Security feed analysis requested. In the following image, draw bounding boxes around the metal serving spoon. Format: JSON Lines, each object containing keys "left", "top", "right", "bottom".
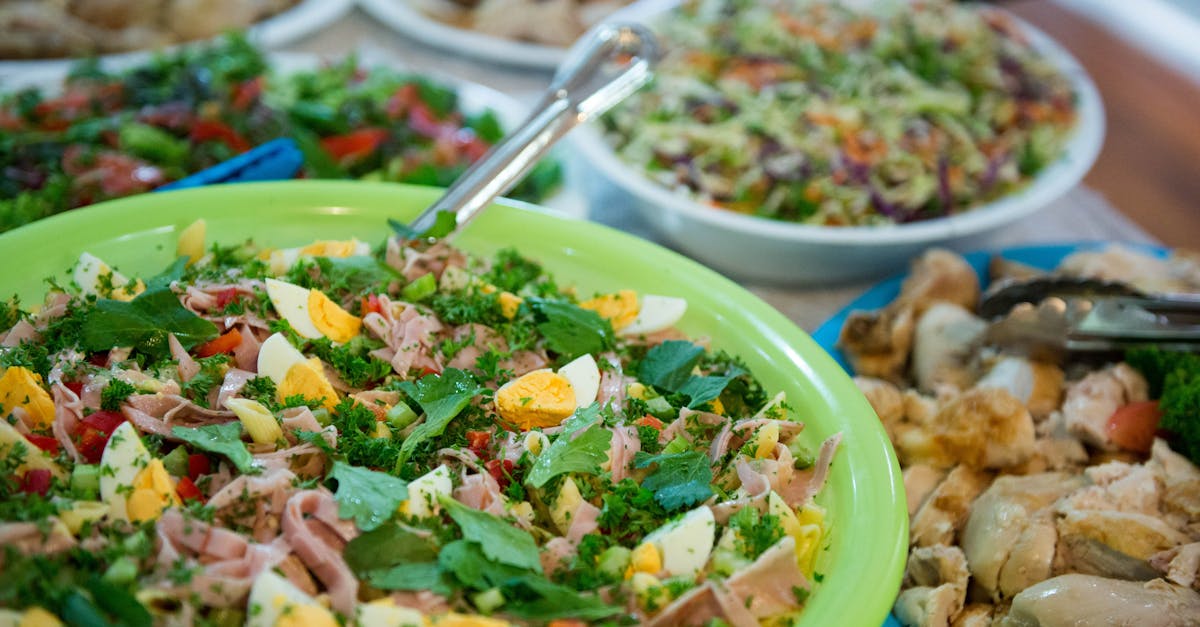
{"left": 403, "top": 22, "right": 659, "bottom": 239}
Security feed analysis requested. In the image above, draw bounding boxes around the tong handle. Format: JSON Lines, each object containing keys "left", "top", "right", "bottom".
{"left": 1071, "top": 296, "right": 1200, "bottom": 343}
{"left": 406, "top": 23, "right": 658, "bottom": 237}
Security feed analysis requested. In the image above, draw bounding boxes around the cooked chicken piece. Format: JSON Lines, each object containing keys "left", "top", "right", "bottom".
{"left": 900, "top": 249, "right": 981, "bottom": 314}
{"left": 1001, "top": 575, "right": 1200, "bottom": 627}
{"left": 1012, "top": 411, "right": 1089, "bottom": 474}
{"left": 839, "top": 306, "right": 916, "bottom": 383}
{"left": 912, "top": 303, "right": 987, "bottom": 395}
{"left": 962, "top": 473, "right": 1085, "bottom": 599}
{"left": 894, "top": 585, "right": 962, "bottom": 627}
{"left": 907, "top": 544, "right": 971, "bottom": 591}
{"left": 903, "top": 388, "right": 1035, "bottom": 470}
{"left": 68, "top": 0, "right": 160, "bottom": 29}
{"left": 905, "top": 465, "right": 948, "bottom": 516}
{"left": 168, "top": 0, "right": 262, "bottom": 41}
{"left": 1147, "top": 439, "right": 1200, "bottom": 531}
{"left": 950, "top": 604, "right": 994, "bottom": 627}
{"left": 1059, "top": 245, "right": 1198, "bottom": 294}
{"left": 473, "top": 0, "right": 582, "bottom": 45}
{"left": 1061, "top": 363, "right": 1148, "bottom": 450}
{"left": 0, "top": 3, "right": 99, "bottom": 58}
{"left": 974, "top": 357, "right": 1064, "bottom": 420}
{"left": 997, "top": 513, "right": 1058, "bottom": 598}
{"left": 989, "top": 256, "right": 1045, "bottom": 284}
{"left": 904, "top": 390, "right": 940, "bottom": 424}
{"left": 855, "top": 376, "right": 905, "bottom": 438}
{"left": 1166, "top": 249, "right": 1200, "bottom": 291}
{"left": 1056, "top": 509, "right": 1191, "bottom": 561}
{"left": 1055, "top": 534, "right": 1161, "bottom": 581}
{"left": 1150, "top": 543, "right": 1200, "bottom": 590}
{"left": 911, "top": 466, "right": 992, "bottom": 548}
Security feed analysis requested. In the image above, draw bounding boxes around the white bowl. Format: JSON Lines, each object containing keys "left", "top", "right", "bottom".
{"left": 571, "top": 0, "right": 1105, "bottom": 285}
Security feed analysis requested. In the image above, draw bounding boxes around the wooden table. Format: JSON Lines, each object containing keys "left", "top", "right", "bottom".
{"left": 1007, "top": 1, "right": 1200, "bottom": 247}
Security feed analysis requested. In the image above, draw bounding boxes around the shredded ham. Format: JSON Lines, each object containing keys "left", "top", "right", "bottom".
{"left": 169, "top": 334, "right": 199, "bottom": 382}
{"left": 454, "top": 472, "right": 507, "bottom": 517}
{"left": 0, "top": 520, "right": 76, "bottom": 558}
{"left": 122, "top": 394, "right": 236, "bottom": 437}
{"left": 608, "top": 425, "right": 641, "bottom": 483}
{"left": 208, "top": 467, "right": 297, "bottom": 541}
{"left": 155, "top": 509, "right": 287, "bottom": 607}
{"left": 180, "top": 280, "right": 270, "bottom": 332}
{"left": 566, "top": 500, "right": 602, "bottom": 544}
{"left": 1, "top": 319, "right": 38, "bottom": 346}
{"left": 231, "top": 324, "right": 263, "bottom": 372}
{"left": 597, "top": 352, "right": 628, "bottom": 407}
{"left": 216, "top": 368, "right": 255, "bottom": 409}
{"left": 364, "top": 296, "right": 444, "bottom": 376}
{"left": 281, "top": 489, "right": 360, "bottom": 616}
{"left": 50, "top": 382, "right": 84, "bottom": 462}
{"left": 541, "top": 536, "right": 577, "bottom": 574}
{"left": 386, "top": 238, "right": 466, "bottom": 282}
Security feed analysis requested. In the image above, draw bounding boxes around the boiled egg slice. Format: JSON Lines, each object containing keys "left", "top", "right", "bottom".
{"left": 99, "top": 421, "right": 179, "bottom": 523}
{"left": 401, "top": 465, "right": 453, "bottom": 518}
{"left": 357, "top": 598, "right": 425, "bottom": 627}
{"left": 267, "top": 239, "right": 371, "bottom": 275}
{"left": 256, "top": 333, "right": 339, "bottom": 411}
{"left": 557, "top": 354, "right": 601, "bottom": 408}
{"left": 622, "top": 295, "right": 687, "bottom": 336}
{"left": 73, "top": 252, "right": 144, "bottom": 301}
{"left": 642, "top": 506, "right": 716, "bottom": 578}
{"left": 247, "top": 570, "right": 337, "bottom": 627}
{"left": 265, "top": 278, "right": 361, "bottom": 343}
{"left": 0, "top": 366, "right": 55, "bottom": 429}
{"left": 495, "top": 370, "right": 576, "bottom": 430}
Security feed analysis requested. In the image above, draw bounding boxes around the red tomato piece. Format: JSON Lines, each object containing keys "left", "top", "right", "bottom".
{"left": 82, "top": 410, "right": 126, "bottom": 435}
{"left": 196, "top": 328, "right": 243, "bottom": 358}
{"left": 64, "top": 381, "right": 85, "bottom": 397}
{"left": 190, "top": 120, "right": 252, "bottom": 153}
{"left": 19, "top": 469, "right": 52, "bottom": 496}
{"left": 1106, "top": 400, "right": 1162, "bottom": 454}
{"left": 320, "top": 128, "right": 389, "bottom": 163}
{"left": 214, "top": 287, "right": 241, "bottom": 310}
{"left": 24, "top": 434, "right": 60, "bottom": 456}
{"left": 232, "top": 77, "right": 264, "bottom": 111}
{"left": 361, "top": 294, "right": 384, "bottom": 316}
{"left": 176, "top": 476, "right": 205, "bottom": 503}
{"left": 188, "top": 454, "right": 211, "bottom": 481}
{"left": 634, "top": 415, "right": 664, "bottom": 429}
{"left": 465, "top": 430, "right": 491, "bottom": 457}
{"left": 485, "top": 458, "right": 515, "bottom": 488}
{"left": 76, "top": 427, "right": 109, "bottom": 464}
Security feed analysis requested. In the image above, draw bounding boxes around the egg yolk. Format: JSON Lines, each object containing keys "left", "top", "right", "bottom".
{"left": 275, "top": 602, "right": 338, "bottom": 627}
{"left": 307, "top": 290, "right": 361, "bottom": 344}
{"left": 579, "top": 290, "right": 639, "bottom": 331}
{"left": 0, "top": 367, "right": 56, "bottom": 428}
{"left": 495, "top": 370, "right": 576, "bottom": 430}
{"left": 299, "top": 239, "right": 360, "bottom": 258}
{"left": 127, "top": 459, "right": 180, "bottom": 522}
{"left": 277, "top": 358, "right": 340, "bottom": 411}
{"left": 434, "top": 613, "right": 512, "bottom": 627}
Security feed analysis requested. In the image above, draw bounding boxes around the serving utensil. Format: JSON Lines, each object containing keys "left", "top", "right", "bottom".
{"left": 404, "top": 22, "right": 658, "bottom": 240}
{"left": 980, "top": 276, "right": 1200, "bottom": 360}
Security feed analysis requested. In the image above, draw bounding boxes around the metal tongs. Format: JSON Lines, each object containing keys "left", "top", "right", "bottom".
{"left": 403, "top": 22, "right": 658, "bottom": 240}
{"left": 981, "top": 276, "right": 1200, "bottom": 360}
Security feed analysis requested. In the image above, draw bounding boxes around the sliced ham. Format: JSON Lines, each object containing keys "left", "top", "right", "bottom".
{"left": 50, "top": 381, "right": 84, "bottom": 462}
{"left": 566, "top": 500, "right": 602, "bottom": 544}
{"left": 608, "top": 425, "right": 641, "bottom": 482}
{"left": 454, "top": 471, "right": 507, "bottom": 517}
{"left": 169, "top": 333, "right": 199, "bottom": 383}
{"left": 216, "top": 368, "right": 255, "bottom": 409}
{"left": 778, "top": 433, "right": 842, "bottom": 507}
{"left": 596, "top": 352, "right": 628, "bottom": 407}
{"left": 364, "top": 296, "right": 444, "bottom": 377}
{"left": 0, "top": 520, "right": 76, "bottom": 557}
{"left": 725, "top": 536, "right": 810, "bottom": 618}
{"left": 386, "top": 238, "right": 466, "bottom": 282}
{"left": 154, "top": 509, "right": 287, "bottom": 607}
{"left": 281, "top": 489, "right": 360, "bottom": 616}
{"left": 540, "top": 536, "right": 577, "bottom": 575}
{"left": 122, "top": 393, "right": 236, "bottom": 437}
{"left": 446, "top": 323, "right": 508, "bottom": 371}
{"left": 646, "top": 581, "right": 757, "bottom": 627}
{"left": 1, "top": 319, "right": 38, "bottom": 347}
{"left": 231, "top": 324, "right": 262, "bottom": 372}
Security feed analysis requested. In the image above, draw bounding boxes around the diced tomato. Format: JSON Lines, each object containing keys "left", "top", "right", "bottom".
{"left": 82, "top": 410, "right": 126, "bottom": 435}
{"left": 1106, "top": 400, "right": 1162, "bottom": 454}
{"left": 232, "top": 77, "right": 264, "bottom": 111}
{"left": 188, "top": 454, "right": 211, "bottom": 481}
{"left": 62, "top": 146, "right": 166, "bottom": 198}
{"left": 361, "top": 294, "right": 384, "bottom": 316}
{"left": 190, "top": 119, "right": 252, "bottom": 153}
{"left": 196, "top": 328, "right": 243, "bottom": 358}
{"left": 76, "top": 428, "right": 109, "bottom": 464}
{"left": 485, "top": 458, "right": 515, "bottom": 489}
{"left": 19, "top": 469, "right": 52, "bottom": 496}
{"left": 64, "top": 381, "right": 85, "bottom": 397}
{"left": 87, "top": 353, "right": 108, "bottom": 367}
{"left": 176, "top": 476, "right": 205, "bottom": 503}
{"left": 634, "top": 415, "right": 664, "bottom": 429}
{"left": 320, "top": 128, "right": 389, "bottom": 163}
{"left": 25, "top": 434, "right": 60, "bottom": 455}
{"left": 465, "top": 430, "right": 491, "bottom": 457}
{"left": 214, "top": 287, "right": 240, "bottom": 310}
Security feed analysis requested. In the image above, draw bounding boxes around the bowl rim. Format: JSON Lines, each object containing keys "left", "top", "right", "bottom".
{"left": 0, "top": 180, "right": 909, "bottom": 626}
{"left": 578, "top": 0, "right": 1106, "bottom": 245}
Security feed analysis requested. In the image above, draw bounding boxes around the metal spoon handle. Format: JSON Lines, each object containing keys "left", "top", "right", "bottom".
{"left": 406, "top": 22, "right": 658, "bottom": 237}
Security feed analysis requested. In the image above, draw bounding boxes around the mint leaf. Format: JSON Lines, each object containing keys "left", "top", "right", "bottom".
{"left": 639, "top": 340, "right": 704, "bottom": 392}
{"left": 144, "top": 256, "right": 188, "bottom": 292}
{"left": 530, "top": 300, "right": 614, "bottom": 360}
{"left": 82, "top": 287, "right": 219, "bottom": 359}
{"left": 344, "top": 523, "right": 437, "bottom": 572}
{"left": 441, "top": 496, "right": 543, "bottom": 573}
{"left": 502, "top": 576, "right": 621, "bottom": 621}
{"left": 367, "top": 562, "right": 452, "bottom": 595}
{"left": 395, "top": 368, "right": 484, "bottom": 467}
{"left": 388, "top": 210, "right": 457, "bottom": 240}
{"left": 526, "top": 424, "right": 612, "bottom": 488}
{"left": 171, "top": 422, "right": 256, "bottom": 474}
{"left": 438, "top": 539, "right": 532, "bottom": 590}
{"left": 329, "top": 461, "right": 408, "bottom": 531}
{"left": 634, "top": 450, "right": 713, "bottom": 511}
{"left": 678, "top": 368, "right": 743, "bottom": 409}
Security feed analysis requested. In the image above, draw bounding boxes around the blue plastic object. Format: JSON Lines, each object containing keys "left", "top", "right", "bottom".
{"left": 156, "top": 138, "right": 304, "bottom": 191}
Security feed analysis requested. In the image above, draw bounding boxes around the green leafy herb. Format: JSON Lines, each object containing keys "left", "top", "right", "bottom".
{"left": 309, "top": 336, "right": 391, "bottom": 389}
{"left": 530, "top": 300, "right": 614, "bottom": 360}
{"left": 634, "top": 450, "right": 714, "bottom": 511}
{"left": 81, "top": 287, "right": 219, "bottom": 360}
{"left": 728, "top": 506, "right": 785, "bottom": 560}
{"left": 100, "top": 379, "right": 137, "bottom": 411}
{"left": 438, "top": 539, "right": 531, "bottom": 590}
{"left": 501, "top": 576, "right": 621, "bottom": 621}
{"left": 395, "top": 368, "right": 484, "bottom": 467}
{"left": 368, "top": 562, "right": 452, "bottom": 595}
{"left": 440, "top": 496, "right": 542, "bottom": 573}
{"left": 329, "top": 461, "right": 408, "bottom": 531}
{"left": 171, "top": 422, "right": 256, "bottom": 474}
{"left": 677, "top": 369, "right": 742, "bottom": 408}
{"left": 639, "top": 340, "right": 705, "bottom": 392}
{"left": 344, "top": 523, "right": 438, "bottom": 573}
{"left": 388, "top": 210, "right": 457, "bottom": 240}
{"left": 526, "top": 424, "right": 612, "bottom": 488}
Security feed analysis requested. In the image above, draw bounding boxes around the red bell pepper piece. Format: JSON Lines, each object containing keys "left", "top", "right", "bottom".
{"left": 465, "top": 430, "right": 491, "bottom": 457}
{"left": 361, "top": 294, "right": 384, "bottom": 317}
{"left": 188, "top": 454, "right": 211, "bottom": 481}
{"left": 75, "top": 410, "right": 127, "bottom": 464}
{"left": 485, "top": 459, "right": 514, "bottom": 489}
{"left": 190, "top": 119, "right": 252, "bottom": 153}
{"left": 19, "top": 469, "right": 52, "bottom": 496}
{"left": 176, "top": 476, "right": 205, "bottom": 503}
{"left": 320, "top": 128, "right": 389, "bottom": 163}
{"left": 232, "top": 77, "right": 263, "bottom": 111}
{"left": 82, "top": 411, "right": 125, "bottom": 435}
{"left": 196, "top": 328, "right": 242, "bottom": 358}
{"left": 634, "top": 415, "right": 664, "bottom": 429}
{"left": 24, "top": 434, "right": 60, "bottom": 456}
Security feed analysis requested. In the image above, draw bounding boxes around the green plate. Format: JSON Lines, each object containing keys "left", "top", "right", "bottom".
{"left": 0, "top": 181, "right": 906, "bottom": 626}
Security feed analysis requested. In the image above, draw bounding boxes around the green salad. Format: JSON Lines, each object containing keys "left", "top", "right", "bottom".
{"left": 0, "top": 36, "right": 561, "bottom": 234}
{"left": 602, "top": 0, "right": 1080, "bottom": 226}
